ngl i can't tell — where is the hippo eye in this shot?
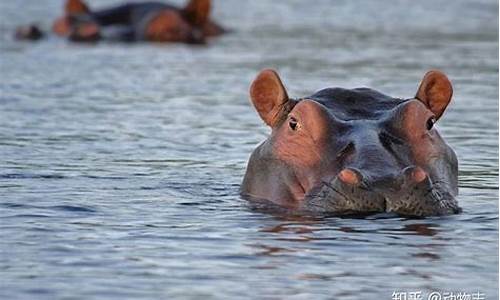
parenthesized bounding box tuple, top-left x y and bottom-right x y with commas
(426, 116, 436, 130)
(289, 117, 298, 131)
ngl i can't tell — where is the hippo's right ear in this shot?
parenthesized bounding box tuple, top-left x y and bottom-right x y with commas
(250, 69, 290, 127)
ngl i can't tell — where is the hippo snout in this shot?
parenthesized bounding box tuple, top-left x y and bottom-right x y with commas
(304, 166, 460, 217)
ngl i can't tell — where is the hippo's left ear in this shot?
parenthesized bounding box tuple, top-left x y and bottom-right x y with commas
(183, 0, 211, 27)
(65, 0, 90, 15)
(415, 70, 453, 120)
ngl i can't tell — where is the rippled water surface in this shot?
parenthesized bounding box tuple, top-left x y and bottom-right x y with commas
(1, 0, 498, 299)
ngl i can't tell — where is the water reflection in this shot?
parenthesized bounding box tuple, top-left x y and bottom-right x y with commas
(0, 0, 497, 298)
(251, 214, 445, 265)
(248, 243, 297, 256)
(245, 214, 450, 293)
(398, 223, 437, 236)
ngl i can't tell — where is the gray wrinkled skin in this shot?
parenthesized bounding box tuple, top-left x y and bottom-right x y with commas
(304, 174, 460, 217)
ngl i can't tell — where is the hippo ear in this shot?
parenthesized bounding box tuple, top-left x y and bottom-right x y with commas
(415, 70, 453, 120)
(183, 0, 211, 27)
(250, 69, 290, 127)
(65, 0, 90, 15)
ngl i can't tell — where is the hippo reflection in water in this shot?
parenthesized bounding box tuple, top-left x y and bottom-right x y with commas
(15, 0, 225, 44)
(241, 69, 461, 217)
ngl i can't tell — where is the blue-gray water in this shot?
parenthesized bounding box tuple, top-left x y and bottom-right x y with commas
(0, 0, 498, 299)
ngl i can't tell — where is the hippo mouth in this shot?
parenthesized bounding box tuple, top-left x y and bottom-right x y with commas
(302, 169, 461, 217)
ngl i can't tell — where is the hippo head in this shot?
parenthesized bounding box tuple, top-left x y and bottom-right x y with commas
(241, 69, 460, 217)
(145, 0, 216, 44)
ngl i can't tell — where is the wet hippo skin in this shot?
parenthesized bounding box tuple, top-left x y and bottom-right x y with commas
(241, 69, 461, 217)
(17, 0, 226, 43)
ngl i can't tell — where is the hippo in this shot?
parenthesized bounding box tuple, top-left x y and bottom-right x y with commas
(241, 69, 461, 217)
(16, 0, 226, 44)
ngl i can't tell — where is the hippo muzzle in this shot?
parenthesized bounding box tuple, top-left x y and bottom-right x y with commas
(304, 166, 461, 217)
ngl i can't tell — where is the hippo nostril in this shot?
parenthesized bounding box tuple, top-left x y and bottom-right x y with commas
(338, 168, 363, 186)
(402, 166, 428, 184)
(412, 167, 427, 183)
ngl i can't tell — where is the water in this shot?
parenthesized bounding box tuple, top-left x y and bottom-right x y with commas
(0, 0, 498, 299)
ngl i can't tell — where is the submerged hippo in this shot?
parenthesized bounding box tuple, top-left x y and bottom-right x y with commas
(241, 69, 461, 217)
(16, 0, 226, 44)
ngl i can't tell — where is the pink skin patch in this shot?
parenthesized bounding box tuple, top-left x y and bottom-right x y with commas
(76, 23, 99, 38)
(411, 167, 427, 183)
(338, 168, 360, 185)
(145, 10, 191, 42)
(52, 17, 71, 36)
